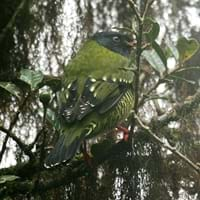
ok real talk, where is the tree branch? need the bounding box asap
[0,141,129,198]
[0,135,9,162]
[134,113,200,175]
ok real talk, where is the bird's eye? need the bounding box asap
[112,36,120,43]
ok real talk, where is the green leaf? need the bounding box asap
[0,82,21,98]
[166,74,195,85]
[0,175,19,184]
[176,66,200,73]
[20,69,44,90]
[143,19,167,72]
[144,18,160,42]
[152,41,167,67]
[142,49,166,73]
[39,92,51,105]
[42,75,62,92]
[166,38,179,60]
[176,37,199,63]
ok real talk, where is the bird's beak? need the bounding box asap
[126,40,136,48]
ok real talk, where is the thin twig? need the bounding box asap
[28,129,44,150]
[142,0,149,19]
[138,64,184,107]
[128,0,142,23]
[39,106,47,164]
[34,106,48,191]
[138,79,163,107]
[0,0,27,44]
[0,127,34,159]
[142,0,155,19]
[155,89,200,127]
[9,93,31,130]
[0,135,9,161]
[133,9,143,113]
[134,113,200,175]
[128,1,152,139]
[130,0,152,113]
[0,93,34,161]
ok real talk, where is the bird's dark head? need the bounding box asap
[92,31,135,57]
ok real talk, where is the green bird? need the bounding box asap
[45,31,135,166]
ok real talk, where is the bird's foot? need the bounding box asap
[81,141,93,168]
[116,125,129,141]
[83,151,93,167]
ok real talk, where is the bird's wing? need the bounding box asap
[59,77,129,123]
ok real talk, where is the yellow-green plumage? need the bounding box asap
[45,32,135,166]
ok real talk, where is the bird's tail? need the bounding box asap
[45,134,84,167]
